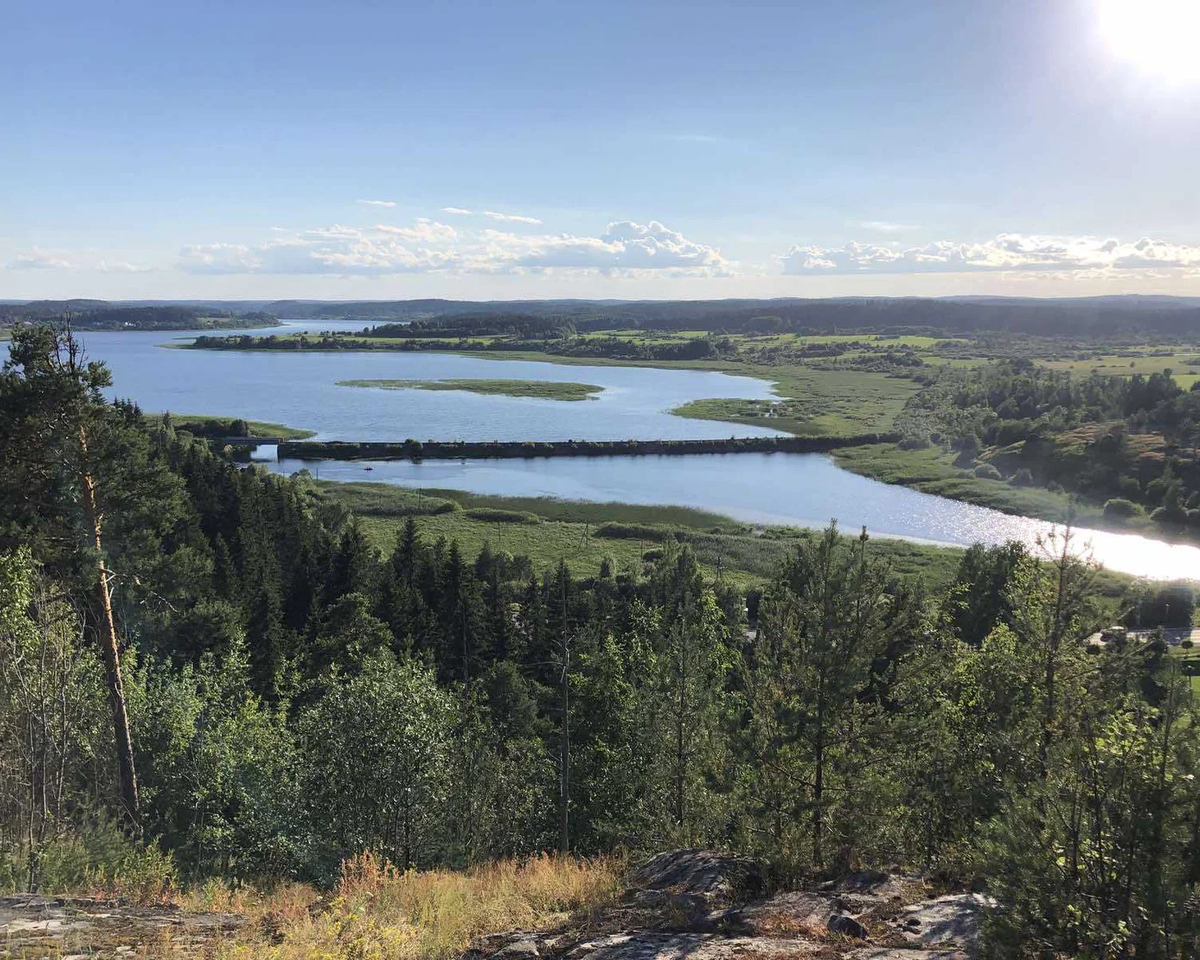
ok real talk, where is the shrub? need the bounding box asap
[1118,476,1142,497]
[973,463,1003,480]
[465,508,540,525]
[1151,505,1187,525]
[1103,498,1142,520]
[595,522,669,541]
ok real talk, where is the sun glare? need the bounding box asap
[1099,0,1200,83]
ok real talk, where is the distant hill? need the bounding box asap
[0,301,275,331]
[262,295,1200,336]
[5,295,1200,336]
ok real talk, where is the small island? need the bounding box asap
[337,378,604,401]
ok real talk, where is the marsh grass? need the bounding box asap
[312,480,974,592]
[338,379,604,401]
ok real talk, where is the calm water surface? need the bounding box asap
[44,322,1200,580]
[265,451,1200,581]
[78,322,783,442]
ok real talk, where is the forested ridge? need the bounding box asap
[244,296,1200,336]
[4,325,1200,956]
[0,302,274,330]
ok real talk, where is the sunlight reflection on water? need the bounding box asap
[267,451,1200,581]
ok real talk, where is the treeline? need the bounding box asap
[5,326,1200,955]
[0,303,274,330]
[174,295,1200,336]
[902,360,1200,528]
[367,298,1200,337]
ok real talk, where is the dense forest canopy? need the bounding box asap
[4,323,1200,956]
[298,295,1200,336]
[0,302,273,330]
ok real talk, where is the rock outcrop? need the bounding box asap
[471,851,993,960]
[0,893,246,957]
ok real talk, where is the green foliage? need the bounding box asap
[299,653,456,879]
[1103,497,1142,520]
[8,320,1200,958]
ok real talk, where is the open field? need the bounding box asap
[672,367,920,437]
[1043,348,1200,390]
[338,378,603,401]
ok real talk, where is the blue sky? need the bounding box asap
[3,0,1199,300]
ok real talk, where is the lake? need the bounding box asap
[46,321,1200,580]
[78,322,784,442]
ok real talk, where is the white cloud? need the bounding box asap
[178,218,730,277]
[857,220,918,234]
[374,219,458,243]
[6,248,73,270]
[469,220,730,275]
[180,225,458,277]
[482,210,543,225]
[442,206,543,225]
[357,199,396,208]
[98,259,152,274]
[779,234,1200,275]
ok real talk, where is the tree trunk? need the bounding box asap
[813,697,825,867]
[559,645,570,854]
[79,428,139,823]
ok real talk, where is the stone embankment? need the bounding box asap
[276,435,897,462]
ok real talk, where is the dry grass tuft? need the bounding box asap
[216,852,622,960]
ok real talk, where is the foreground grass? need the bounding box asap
[338,378,604,401]
[314,480,971,592]
[211,853,622,960]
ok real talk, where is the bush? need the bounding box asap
[1151,505,1187,526]
[973,463,1003,480]
[465,508,541,525]
[1118,476,1141,497]
[1103,498,1142,520]
[1010,468,1035,487]
[595,522,669,541]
